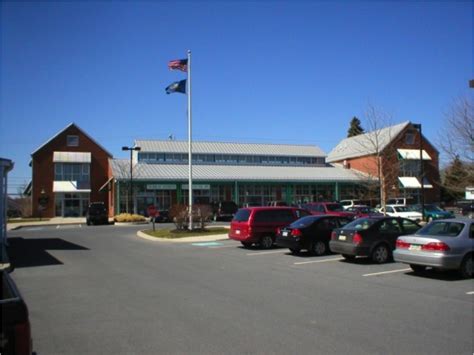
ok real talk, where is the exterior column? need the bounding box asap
[234,181,239,204]
[335,182,340,201]
[285,185,293,205]
[115,181,120,215]
[177,184,182,204]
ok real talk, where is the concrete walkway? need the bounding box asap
[7,217,88,231]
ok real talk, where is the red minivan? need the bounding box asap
[228,207,310,249]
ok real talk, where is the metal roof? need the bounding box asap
[135,140,326,157]
[327,121,410,162]
[110,159,365,183]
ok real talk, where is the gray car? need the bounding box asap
[393,218,473,278]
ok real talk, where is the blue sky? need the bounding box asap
[1,0,472,194]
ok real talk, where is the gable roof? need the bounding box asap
[31,123,113,157]
[327,121,410,162]
[135,140,326,157]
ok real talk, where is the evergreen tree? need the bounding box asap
[347,117,365,137]
[443,155,469,200]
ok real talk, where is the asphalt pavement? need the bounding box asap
[6,223,473,355]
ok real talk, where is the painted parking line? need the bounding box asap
[191,242,225,247]
[363,268,411,277]
[466,291,474,295]
[24,227,44,231]
[294,257,344,265]
[208,244,240,249]
[246,250,288,256]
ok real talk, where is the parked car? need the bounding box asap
[346,206,383,218]
[340,199,369,210]
[153,209,170,223]
[378,205,422,222]
[329,216,422,263]
[1,270,33,355]
[86,202,108,225]
[275,215,352,255]
[461,202,473,218]
[212,201,238,221]
[303,202,356,219]
[411,204,454,221]
[394,218,473,278]
[386,197,415,206]
[228,207,310,249]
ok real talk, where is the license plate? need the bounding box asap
[236,230,240,235]
[339,235,346,241]
[409,244,421,251]
[282,231,288,237]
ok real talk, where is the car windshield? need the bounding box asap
[416,221,465,237]
[342,218,378,230]
[326,203,344,212]
[233,209,250,222]
[289,216,319,228]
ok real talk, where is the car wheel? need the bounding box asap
[459,254,473,279]
[342,254,356,261]
[310,240,327,256]
[259,235,274,249]
[86,220,91,226]
[410,264,427,273]
[371,244,390,264]
[241,242,252,248]
[289,248,300,255]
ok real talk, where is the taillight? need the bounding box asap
[331,231,337,240]
[291,229,302,237]
[353,232,363,245]
[396,239,410,249]
[277,227,281,235]
[422,242,450,251]
[15,322,32,355]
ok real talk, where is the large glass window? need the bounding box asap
[399,160,419,177]
[54,163,90,182]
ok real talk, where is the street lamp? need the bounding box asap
[122,146,141,214]
[412,123,425,221]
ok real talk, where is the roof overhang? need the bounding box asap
[398,177,433,189]
[397,149,431,160]
[53,181,91,193]
[53,151,91,163]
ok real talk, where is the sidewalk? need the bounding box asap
[7,217,88,231]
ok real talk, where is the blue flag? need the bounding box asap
[165,80,186,94]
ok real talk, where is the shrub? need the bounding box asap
[114,213,146,223]
[169,204,214,230]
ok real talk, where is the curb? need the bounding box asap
[136,230,229,243]
[115,221,149,226]
[7,221,87,231]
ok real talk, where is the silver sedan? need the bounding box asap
[393,218,473,278]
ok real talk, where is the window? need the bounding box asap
[401,219,420,234]
[67,135,79,147]
[54,163,90,182]
[379,219,401,233]
[405,133,415,145]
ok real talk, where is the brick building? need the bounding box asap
[29,123,113,218]
[327,121,441,204]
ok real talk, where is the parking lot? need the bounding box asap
[7,223,474,355]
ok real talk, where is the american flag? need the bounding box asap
[168,59,188,72]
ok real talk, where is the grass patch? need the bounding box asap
[7,218,51,224]
[143,227,229,239]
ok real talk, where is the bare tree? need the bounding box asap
[438,95,474,196]
[355,104,400,211]
[440,95,474,163]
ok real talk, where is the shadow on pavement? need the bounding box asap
[404,268,467,282]
[7,237,89,269]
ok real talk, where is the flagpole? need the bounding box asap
[187,50,193,230]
